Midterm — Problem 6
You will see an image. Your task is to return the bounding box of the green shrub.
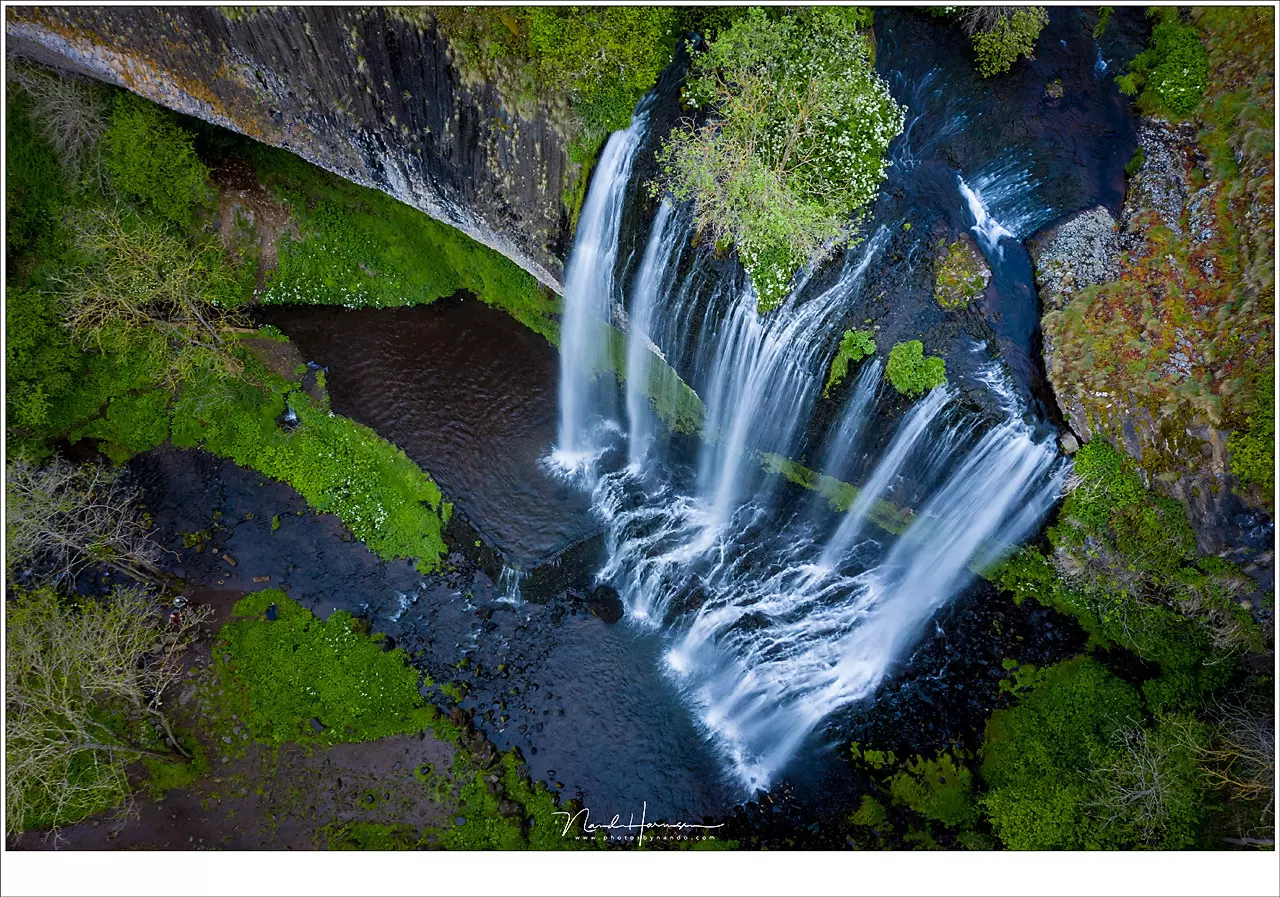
[654,7,903,311]
[824,328,877,396]
[993,440,1263,711]
[885,340,947,397]
[5,91,66,261]
[215,590,437,745]
[4,288,83,441]
[888,752,978,828]
[1227,364,1274,503]
[970,8,1050,78]
[102,93,213,228]
[1117,10,1208,117]
[979,657,1143,849]
[432,6,678,138]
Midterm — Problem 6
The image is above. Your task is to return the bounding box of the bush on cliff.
[886,340,947,397]
[653,7,903,312]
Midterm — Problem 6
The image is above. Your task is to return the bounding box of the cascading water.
[544,9,1115,796]
[553,104,651,474]
[625,202,689,468]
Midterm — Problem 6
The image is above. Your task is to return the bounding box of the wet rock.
[221,553,238,567]
[309,717,325,733]
[6,7,573,292]
[586,584,624,624]
[252,575,270,583]
[498,800,522,818]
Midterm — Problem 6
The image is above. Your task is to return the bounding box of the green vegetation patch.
[1117,9,1209,118]
[214,590,438,745]
[993,440,1263,712]
[761,453,912,535]
[824,328,877,396]
[250,145,559,343]
[654,7,903,311]
[103,92,214,229]
[970,8,1050,78]
[980,657,1209,849]
[1227,363,1274,505]
[886,340,947,397]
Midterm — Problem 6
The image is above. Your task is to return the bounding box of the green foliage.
[824,328,877,396]
[250,144,558,343]
[849,795,888,829]
[1094,7,1114,39]
[993,440,1262,711]
[215,590,437,745]
[1119,10,1208,118]
[103,93,212,228]
[654,7,903,311]
[933,237,989,309]
[1124,146,1146,177]
[886,340,947,397]
[761,453,914,534]
[432,6,677,138]
[888,752,978,829]
[1227,364,1274,503]
[4,288,83,441]
[170,358,448,571]
[5,91,66,261]
[980,658,1211,849]
[971,8,1050,78]
[979,657,1143,849]
[524,7,678,135]
[322,820,419,850]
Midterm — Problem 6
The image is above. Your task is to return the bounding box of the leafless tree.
[47,204,247,394]
[5,585,211,835]
[1200,701,1275,845]
[954,7,1020,36]
[6,60,109,189]
[6,458,166,588]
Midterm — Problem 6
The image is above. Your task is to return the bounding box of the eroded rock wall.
[5,6,572,291]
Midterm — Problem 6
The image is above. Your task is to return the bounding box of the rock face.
[1028,205,1119,313]
[1034,119,1268,553]
[5,6,573,292]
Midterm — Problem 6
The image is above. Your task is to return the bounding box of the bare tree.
[6,457,166,588]
[5,585,211,834]
[6,60,109,189]
[51,205,247,385]
[1201,702,1275,845]
[1090,714,1207,848]
[954,7,1019,36]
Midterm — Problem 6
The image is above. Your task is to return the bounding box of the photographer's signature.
[552,801,725,847]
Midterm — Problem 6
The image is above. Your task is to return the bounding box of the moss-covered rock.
[933,234,990,310]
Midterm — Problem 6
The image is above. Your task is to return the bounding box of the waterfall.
[553,106,651,474]
[625,202,687,468]
[696,229,890,530]
[814,356,884,483]
[818,385,952,569]
[548,88,1065,793]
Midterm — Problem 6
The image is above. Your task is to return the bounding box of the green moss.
[1227,363,1274,504]
[849,794,888,829]
[886,340,947,397]
[823,328,877,396]
[761,453,913,535]
[213,590,438,746]
[933,237,988,310]
[245,135,559,343]
[5,90,67,262]
[322,820,419,850]
[141,738,208,799]
[887,752,977,829]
